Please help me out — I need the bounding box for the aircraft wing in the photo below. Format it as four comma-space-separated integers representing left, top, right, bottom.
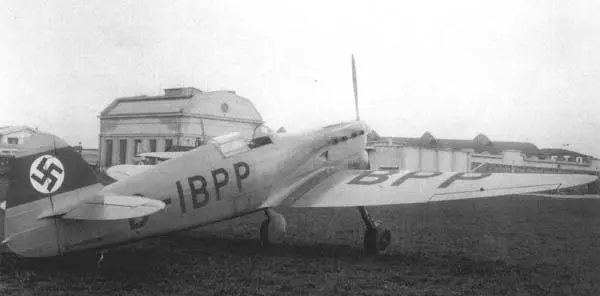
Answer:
274, 168, 598, 208
38, 195, 165, 220
106, 164, 154, 181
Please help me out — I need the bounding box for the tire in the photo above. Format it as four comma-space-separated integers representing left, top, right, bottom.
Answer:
260, 220, 270, 247
363, 226, 392, 255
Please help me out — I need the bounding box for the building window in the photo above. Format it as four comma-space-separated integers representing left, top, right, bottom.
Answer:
165, 139, 173, 152
149, 139, 157, 152
119, 139, 127, 164
105, 139, 113, 167
134, 139, 142, 156
7, 137, 18, 145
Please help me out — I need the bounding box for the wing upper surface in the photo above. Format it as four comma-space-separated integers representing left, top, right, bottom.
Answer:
277, 169, 598, 208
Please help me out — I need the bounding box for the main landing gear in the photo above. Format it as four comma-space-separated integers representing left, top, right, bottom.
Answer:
258, 207, 390, 255
359, 206, 391, 255
260, 208, 287, 247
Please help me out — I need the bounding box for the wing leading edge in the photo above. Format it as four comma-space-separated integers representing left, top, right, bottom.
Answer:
277, 169, 598, 208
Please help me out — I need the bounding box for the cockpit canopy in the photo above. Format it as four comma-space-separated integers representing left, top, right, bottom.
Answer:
211, 124, 277, 158
250, 124, 276, 148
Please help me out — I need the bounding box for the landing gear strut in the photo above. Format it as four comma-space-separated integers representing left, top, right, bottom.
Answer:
359, 206, 391, 255
260, 211, 271, 247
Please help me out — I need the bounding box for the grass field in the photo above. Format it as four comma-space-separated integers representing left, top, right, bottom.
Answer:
1, 194, 600, 295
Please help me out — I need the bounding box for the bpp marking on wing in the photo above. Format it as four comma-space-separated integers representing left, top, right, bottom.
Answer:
30, 154, 65, 194
347, 170, 492, 188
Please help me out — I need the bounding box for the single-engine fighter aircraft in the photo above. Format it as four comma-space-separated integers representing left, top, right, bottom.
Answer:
1, 55, 598, 261
1, 122, 597, 260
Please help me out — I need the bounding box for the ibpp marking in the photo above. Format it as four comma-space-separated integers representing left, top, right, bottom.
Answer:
30, 154, 65, 194
176, 161, 250, 214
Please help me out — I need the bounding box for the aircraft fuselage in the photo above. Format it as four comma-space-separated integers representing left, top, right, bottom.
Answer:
14, 121, 368, 257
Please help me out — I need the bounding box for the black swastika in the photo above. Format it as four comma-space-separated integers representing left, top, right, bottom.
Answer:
31, 157, 64, 192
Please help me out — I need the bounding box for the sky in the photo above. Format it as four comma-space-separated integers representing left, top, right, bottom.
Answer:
1, 0, 599, 157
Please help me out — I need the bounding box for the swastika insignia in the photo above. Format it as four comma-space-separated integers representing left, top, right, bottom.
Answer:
29, 154, 65, 194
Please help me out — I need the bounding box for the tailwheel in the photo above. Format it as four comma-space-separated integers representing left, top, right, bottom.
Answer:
96, 249, 108, 268
358, 206, 392, 255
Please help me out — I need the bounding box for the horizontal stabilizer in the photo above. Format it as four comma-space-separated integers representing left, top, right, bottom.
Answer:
106, 164, 153, 181
39, 195, 165, 220
138, 152, 183, 160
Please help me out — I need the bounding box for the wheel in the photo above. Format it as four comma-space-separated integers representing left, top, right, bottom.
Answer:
363, 226, 392, 255
260, 219, 270, 247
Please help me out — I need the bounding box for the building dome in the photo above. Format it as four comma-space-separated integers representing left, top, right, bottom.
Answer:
420, 131, 437, 147
473, 133, 492, 147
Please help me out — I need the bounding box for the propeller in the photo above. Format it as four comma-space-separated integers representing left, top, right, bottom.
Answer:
352, 54, 360, 121
349, 54, 370, 169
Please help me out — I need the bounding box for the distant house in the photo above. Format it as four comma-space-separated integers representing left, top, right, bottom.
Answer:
0, 126, 37, 156
537, 148, 595, 164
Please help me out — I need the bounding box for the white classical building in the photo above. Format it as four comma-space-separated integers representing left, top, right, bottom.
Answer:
98, 87, 264, 168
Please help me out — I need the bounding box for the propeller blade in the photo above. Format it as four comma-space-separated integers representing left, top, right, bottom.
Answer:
352, 54, 360, 121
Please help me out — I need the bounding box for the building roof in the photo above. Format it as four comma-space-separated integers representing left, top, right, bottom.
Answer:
0, 126, 36, 135
369, 131, 540, 155
100, 87, 263, 123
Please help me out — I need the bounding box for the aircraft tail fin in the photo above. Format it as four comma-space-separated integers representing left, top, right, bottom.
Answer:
6, 132, 100, 209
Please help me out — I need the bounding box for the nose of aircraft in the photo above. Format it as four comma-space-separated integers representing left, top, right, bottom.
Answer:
335, 120, 371, 169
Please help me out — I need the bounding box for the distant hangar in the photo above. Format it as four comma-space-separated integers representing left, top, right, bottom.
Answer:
367, 131, 600, 193
98, 87, 263, 168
